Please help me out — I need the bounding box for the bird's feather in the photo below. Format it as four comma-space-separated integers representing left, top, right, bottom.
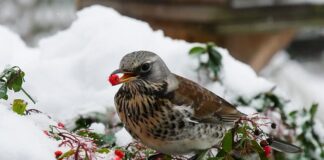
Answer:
169, 74, 244, 124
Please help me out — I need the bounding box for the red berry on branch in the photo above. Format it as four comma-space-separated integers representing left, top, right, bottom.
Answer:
43, 130, 50, 136
57, 122, 65, 129
54, 150, 63, 158
114, 156, 122, 160
114, 149, 125, 158
108, 74, 120, 86
263, 145, 272, 158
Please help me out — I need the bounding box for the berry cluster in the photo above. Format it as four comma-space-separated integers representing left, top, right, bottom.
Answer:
43, 122, 98, 160
231, 114, 278, 158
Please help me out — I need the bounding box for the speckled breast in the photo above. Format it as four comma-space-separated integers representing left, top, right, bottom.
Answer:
114, 80, 225, 154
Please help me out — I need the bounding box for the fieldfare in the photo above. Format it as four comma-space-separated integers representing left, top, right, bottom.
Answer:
110, 51, 301, 158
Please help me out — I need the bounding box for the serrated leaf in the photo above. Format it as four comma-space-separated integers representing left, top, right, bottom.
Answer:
222, 131, 233, 153
12, 99, 27, 115
189, 46, 206, 55
251, 140, 268, 160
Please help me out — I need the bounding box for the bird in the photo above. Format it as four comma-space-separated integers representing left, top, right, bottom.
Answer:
109, 51, 301, 158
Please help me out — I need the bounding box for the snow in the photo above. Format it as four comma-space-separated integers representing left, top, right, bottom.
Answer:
0, 105, 58, 160
217, 47, 275, 101
115, 128, 133, 147
0, 5, 323, 160
89, 123, 106, 134
262, 51, 324, 122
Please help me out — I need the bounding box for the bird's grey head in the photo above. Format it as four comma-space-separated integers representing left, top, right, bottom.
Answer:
111, 51, 172, 84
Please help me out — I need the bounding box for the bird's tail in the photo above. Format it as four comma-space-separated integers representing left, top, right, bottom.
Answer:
270, 139, 302, 153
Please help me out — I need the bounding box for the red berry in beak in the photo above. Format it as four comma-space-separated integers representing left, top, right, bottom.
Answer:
109, 74, 120, 86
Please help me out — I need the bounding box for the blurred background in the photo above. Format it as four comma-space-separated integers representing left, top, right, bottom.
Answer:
1, 0, 324, 109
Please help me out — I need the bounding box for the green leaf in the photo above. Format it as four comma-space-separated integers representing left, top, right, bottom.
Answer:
208, 157, 224, 160
102, 134, 116, 146
251, 140, 268, 160
209, 48, 222, 65
214, 149, 226, 159
97, 148, 110, 153
12, 71, 24, 92
189, 46, 206, 55
222, 131, 233, 153
12, 99, 27, 115
73, 116, 97, 131
59, 149, 75, 159
0, 82, 8, 100
289, 110, 298, 118
161, 154, 173, 160
309, 103, 318, 120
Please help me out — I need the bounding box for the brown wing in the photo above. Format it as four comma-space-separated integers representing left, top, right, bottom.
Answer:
170, 74, 245, 123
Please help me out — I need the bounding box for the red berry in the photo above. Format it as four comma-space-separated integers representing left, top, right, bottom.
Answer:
114, 156, 122, 160
114, 149, 124, 158
54, 150, 63, 158
263, 145, 272, 157
108, 74, 120, 86
43, 130, 49, 136
57, 122, 65, 129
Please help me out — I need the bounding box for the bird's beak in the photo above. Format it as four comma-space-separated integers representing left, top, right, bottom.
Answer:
109, 69, 137, 86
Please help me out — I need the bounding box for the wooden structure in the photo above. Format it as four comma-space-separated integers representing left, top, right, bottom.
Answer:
77, 0, 324, 71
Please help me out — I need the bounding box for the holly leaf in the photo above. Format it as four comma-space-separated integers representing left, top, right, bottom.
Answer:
189, 46, 206, 55
12, 99, 27, 115
222, 131, 233, 153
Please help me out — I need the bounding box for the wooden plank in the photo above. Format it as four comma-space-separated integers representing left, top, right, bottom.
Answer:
75, 0, 305, 71
221, 29, 296, 71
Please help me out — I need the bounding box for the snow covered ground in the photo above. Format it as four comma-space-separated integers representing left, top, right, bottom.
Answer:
0, 5, 323, 160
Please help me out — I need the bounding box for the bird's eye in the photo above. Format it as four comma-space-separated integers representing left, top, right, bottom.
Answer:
140, 63, 151, 73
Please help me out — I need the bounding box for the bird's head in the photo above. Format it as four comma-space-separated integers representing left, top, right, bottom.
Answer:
109, 51, 171, 86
